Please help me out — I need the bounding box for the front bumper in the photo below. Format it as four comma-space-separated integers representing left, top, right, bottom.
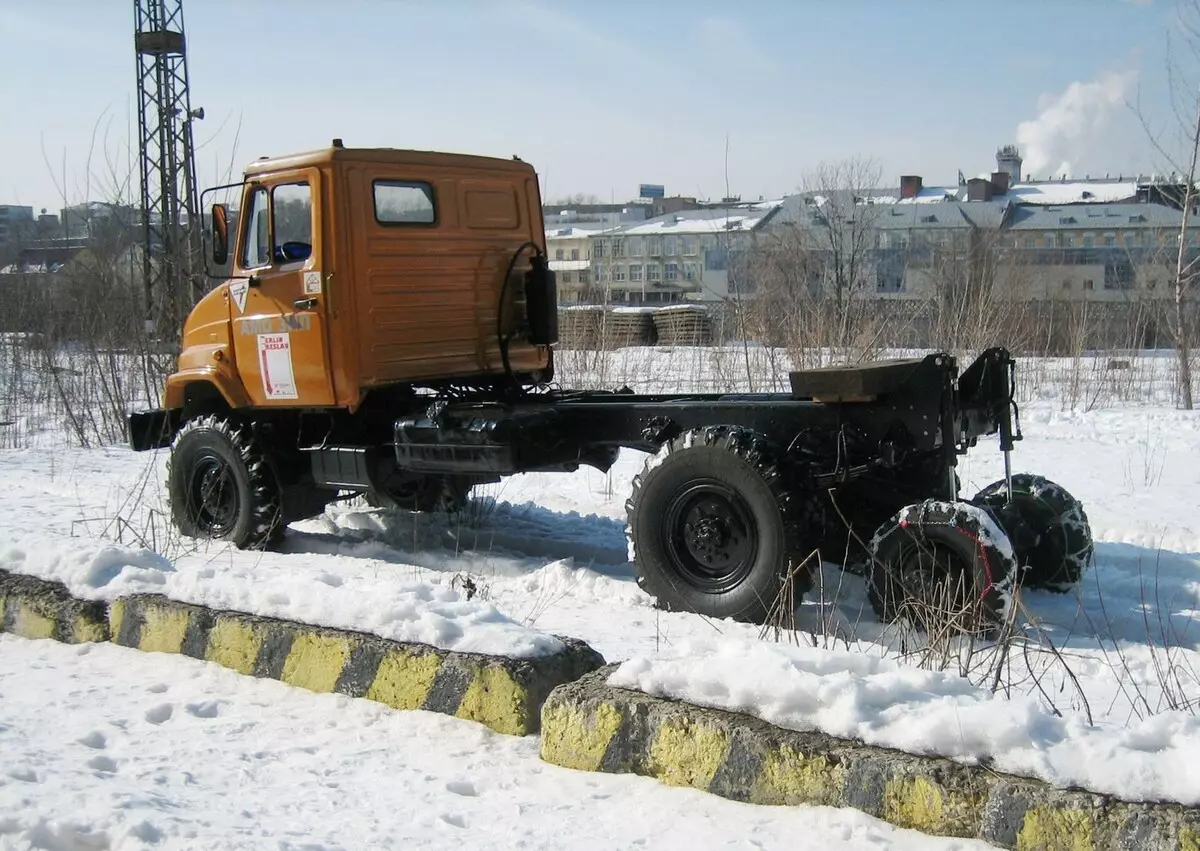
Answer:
128, 408, 182, 451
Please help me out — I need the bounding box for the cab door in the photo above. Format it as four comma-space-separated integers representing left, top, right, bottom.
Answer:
230, 171, 335, 407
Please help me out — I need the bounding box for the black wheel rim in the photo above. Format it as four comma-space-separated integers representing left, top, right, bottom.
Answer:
892, 539, 976, 630
662, 479, 759, 593
186, 450, 238, 537
1008, 494, 1067, 569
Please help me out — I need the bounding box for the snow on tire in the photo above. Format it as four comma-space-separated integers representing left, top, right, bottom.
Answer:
971, 473, 1093, 593
167, 414, 284, 550
625, 425, 811, 624
867, 500, 1018, 634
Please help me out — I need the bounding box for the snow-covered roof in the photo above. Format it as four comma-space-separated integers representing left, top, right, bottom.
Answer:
546, 225, 614, 240
606, 201, 782, 237
1007, 181, 1139, 205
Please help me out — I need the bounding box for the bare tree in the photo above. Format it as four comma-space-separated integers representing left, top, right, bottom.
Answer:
1133, 0, 1200, 408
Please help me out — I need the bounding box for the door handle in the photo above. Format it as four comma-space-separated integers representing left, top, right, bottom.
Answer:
293, 297, 318, 310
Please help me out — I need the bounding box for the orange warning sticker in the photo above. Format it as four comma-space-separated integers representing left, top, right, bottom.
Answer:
257, 333, 298, 400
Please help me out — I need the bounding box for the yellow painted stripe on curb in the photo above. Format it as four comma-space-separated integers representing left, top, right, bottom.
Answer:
281, 631, 352, 693
365, 648, 441, 711
884, 775, 983, 838
456, 665, 530, 736
1180, 826, 1200, 851
72, 615, 107, 644
13, 602, 55, 640
205, 616, 265, 676
750, 745, 845, 807
648, 717, 729, 790
1016, 806, 1094, 851
540, 702, 622, 772
138, 603, 191, 654
108, 599, 125, 642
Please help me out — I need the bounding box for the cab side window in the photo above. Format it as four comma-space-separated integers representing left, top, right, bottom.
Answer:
241, 187, 270, 269
272, 182, 312, 263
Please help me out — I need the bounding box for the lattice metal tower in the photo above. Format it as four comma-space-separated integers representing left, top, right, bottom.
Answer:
134, 0, 203, 335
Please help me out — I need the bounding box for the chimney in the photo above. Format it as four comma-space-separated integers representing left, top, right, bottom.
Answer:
991, 171, 1010, 194
900, 175, 923, 199
966, 177, 993, 202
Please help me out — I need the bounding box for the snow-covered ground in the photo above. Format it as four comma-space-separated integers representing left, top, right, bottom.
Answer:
1, 347, 1198, 844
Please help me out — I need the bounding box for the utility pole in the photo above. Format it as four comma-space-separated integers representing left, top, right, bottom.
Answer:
134, 0, 203, 340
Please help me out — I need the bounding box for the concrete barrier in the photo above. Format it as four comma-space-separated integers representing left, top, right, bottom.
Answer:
0, 568, 109, 644
0, 571, 604, 737
540, 666, 1200, 851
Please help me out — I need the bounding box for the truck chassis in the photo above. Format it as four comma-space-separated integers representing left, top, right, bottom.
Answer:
130, 346, 1094, 632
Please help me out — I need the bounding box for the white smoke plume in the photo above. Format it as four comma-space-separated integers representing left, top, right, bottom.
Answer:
1016, 70, 1137, 179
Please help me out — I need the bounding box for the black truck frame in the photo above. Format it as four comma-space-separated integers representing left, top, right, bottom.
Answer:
130, 346, 1094, 632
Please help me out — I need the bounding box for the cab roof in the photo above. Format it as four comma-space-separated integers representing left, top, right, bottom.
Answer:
242, 145, 538, 178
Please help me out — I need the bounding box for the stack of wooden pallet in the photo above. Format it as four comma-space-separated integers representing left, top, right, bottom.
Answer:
652, 305, 712, 346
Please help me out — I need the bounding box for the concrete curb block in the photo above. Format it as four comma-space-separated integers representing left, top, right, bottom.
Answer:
540, 666, 1200, 851
0, 571, 605, 737
0, 569, 110, 644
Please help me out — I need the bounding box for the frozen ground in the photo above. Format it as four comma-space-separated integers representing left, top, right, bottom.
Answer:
0, 347, 1198, 843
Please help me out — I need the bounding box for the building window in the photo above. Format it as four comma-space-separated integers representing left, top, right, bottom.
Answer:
629, 264, 643, 282
648, 236, 662, 256
594, 266, 605, 283
1062, 234, 1075, 248
1083, 279, 1094, 291
1044, 233, 1056, 248
627, 236, 644, 257
1082, 234, 1094, 248
647, 263, 662, 282
593, 239, 606, 258
613, 266, 627, 282
665, 262, 679, 282
561, 271, 572, 284
570, 248, 580, 260
555, 248, 564, 260
612, 238, 626, 257
1103, 233, 1115, 247
682, 236, 698, 255
577, 268, 589, 284
663, 235, 679, 256
700, 234, 716, 252
684, 263, 698, 282
1025, 235, 1036, 248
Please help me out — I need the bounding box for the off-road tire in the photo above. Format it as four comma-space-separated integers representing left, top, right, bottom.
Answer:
625, 426, 810, 623
971, 474, 1092, 593
867, 500, 1018, 634
367, 474, 471, 514
167, 415, 284, 550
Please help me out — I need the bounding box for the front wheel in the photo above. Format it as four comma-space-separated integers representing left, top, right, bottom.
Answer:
626, 426, 810, 623
166, 415, 283, 550
971, 474, 1092, 593
867, 500, 1018, 635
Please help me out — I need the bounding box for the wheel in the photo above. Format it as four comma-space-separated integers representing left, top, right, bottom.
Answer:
367, 472, 471, 514
166, 415, 283, 550
867, 500, 1018, 634
971, 474, 1092, 593
625, 426, 810, 623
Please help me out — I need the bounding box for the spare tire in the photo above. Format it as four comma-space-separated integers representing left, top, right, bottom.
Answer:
971, 474, 1092, 593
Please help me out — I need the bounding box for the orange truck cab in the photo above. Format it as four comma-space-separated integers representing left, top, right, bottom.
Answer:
140, 141, 556, 435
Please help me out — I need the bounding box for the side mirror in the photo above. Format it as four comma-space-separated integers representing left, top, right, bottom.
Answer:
211, 203, 229, 266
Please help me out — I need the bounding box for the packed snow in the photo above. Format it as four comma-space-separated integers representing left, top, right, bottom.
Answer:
1, 345, 1199, 845
608, 637, 1200, 805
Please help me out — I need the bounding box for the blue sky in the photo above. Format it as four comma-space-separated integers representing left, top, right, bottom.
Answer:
0, 0, 1189, 211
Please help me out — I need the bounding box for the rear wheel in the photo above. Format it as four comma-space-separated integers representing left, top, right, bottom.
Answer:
971, 474, 1092, 593
867, 500, 1017, 634
626, 426, 811, 623
167, 415, 283, 550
